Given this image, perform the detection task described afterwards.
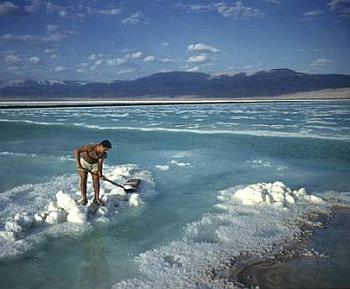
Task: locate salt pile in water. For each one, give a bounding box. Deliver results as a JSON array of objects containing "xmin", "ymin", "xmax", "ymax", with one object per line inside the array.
[
  {"xmin": 111, "ymin": 181, "xmax": 331, "ymax": 289},
  {"xmin": 0, "ymin": 164, "xmax": 152, "ymax": 249},
  {"xmin": 231, "ymin": 181, "xmax": 324, "ymax": 207}
]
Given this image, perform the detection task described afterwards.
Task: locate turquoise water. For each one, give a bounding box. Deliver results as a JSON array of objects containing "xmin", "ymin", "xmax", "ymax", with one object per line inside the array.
[{"xmin": 0, "ymin": 101, "xmax": 349, "ymax": 289}]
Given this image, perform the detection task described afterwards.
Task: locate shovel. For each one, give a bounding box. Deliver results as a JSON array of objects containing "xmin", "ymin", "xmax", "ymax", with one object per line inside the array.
[{"xmin": 102, "ymin": 176, "xmax": 136, "ymax": 193}]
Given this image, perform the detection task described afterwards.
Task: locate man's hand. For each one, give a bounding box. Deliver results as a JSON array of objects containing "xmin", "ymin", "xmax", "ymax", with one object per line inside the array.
[{"xmin": 99, "ymin": 174, "xmax": 106, "ymax": 180}]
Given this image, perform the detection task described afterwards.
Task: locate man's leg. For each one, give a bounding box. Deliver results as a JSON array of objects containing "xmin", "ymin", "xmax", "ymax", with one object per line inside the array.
[
  {"xmin": 79, "ymin": 170, "xmax": 88, "ymax": 205},
  {"xmin": 92, "ymin": 173, "xmax": 103, "ymax": 205}
]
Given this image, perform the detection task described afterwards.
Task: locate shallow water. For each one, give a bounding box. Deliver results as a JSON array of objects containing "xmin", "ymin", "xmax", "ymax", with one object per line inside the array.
[
  {"xmin": 250, "ymin": 207, "xmax": 350, "ymax": 289},
  {"xmin": 0, "ymin": 101, "xmax": 349, "ymax": 289}
]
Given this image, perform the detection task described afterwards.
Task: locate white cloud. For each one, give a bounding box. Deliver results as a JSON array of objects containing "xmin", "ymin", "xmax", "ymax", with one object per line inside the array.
[
  {"xmin": 44, "ymin": 48, "xmax": 58, "ymax": 54},
  {"xmin": 310, "ymin": 57, "xmax": 332, "ymax": 68},
  {"xmin": 46, "ymin": 24, "xmax": 59, "ymax": 32},
  {"xmin": 58, "ymin": 10, "xmax": 67, "ymax": 18},
  {"xmin": 86, "ymin": 7, "xmax": 121, "ymax": 16},
  {"xmin": 143, "ymin": 55, "xmax": 157, "ymax": 62},
  {"xmin": 302, "ymin": 10, "xmax": 324, "ymax": 17},
  {"xmin": 117, "ymin": 69, "xmax": 135, "ymax": 74},
  {"xmin": 328, "ymin": 0, "xmax": 350, "ymax": 18},
  {"xmin": 125, "ymin": 51, "xmax": 143, "ymax": 59},
  {"xmin": 185, "ymin": 66, "xmax": 201, "ymax": 72},
  {"xmin": 4, "ymin": 54, "xmax": 21, "ymax": 64},
  {"xmin": 29, "ymin": 56, "xmax": 40, "ymax": 64},
  {"xmin": 215, "ymin": 1, "xmax": 264, "ymax": 19},
  {"xmin": 107, "ymin": 58, "xmax": 126, "ymax": 66},
  {"xmin": 160, "ymin": 57, "xmax": 175, "ymax": 63},
  {"xmin": 88, "ymin": 54, "xmax": 97, "ymax": 61},
  {"xmin": 187, "ymin": 43, "xmax": 220, "ymax": 53},
  {"xmin": 121, "ymin": 11, "xmax": 147, "ymax": 24},
  {"xmin": 55, "ymin": 66, "xmax": 68, "ymax": 72},
  {"xmin": 179, "ymin": 3, "xmax": 213, "ymax": 13},
  {"xmin": 95, "ymin": 59, "xmax": 103, "ymax": 65},
  {"xmin": 161, "ymin": 41, "xmax": 170, "ymax": 47},
  {"xmin": 0, "ymin": 32, "xmax": 72, "ymax": 45},
  {"xmin": 328, "ymin": 0, "xmax": 350, "ymax": 10},
  {"xmin": 265, "ymin": 0, "xmax": 281, "ymax": 4},
  {"xmin": 187, "ymin": 54, "xmax": 209, "ymax": 63},
  {"xmin": 177, "ymin": 1, "xmax": 264, "ymax": 20},
  {"xmin": 0, "ymin": 1, "xmax": 21, "ymax": 16}
]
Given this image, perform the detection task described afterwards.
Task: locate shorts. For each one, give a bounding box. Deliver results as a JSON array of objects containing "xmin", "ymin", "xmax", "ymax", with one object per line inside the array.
[{"xmin": 80, "ymin": 157, "xmax": 99, "ymax": 174}]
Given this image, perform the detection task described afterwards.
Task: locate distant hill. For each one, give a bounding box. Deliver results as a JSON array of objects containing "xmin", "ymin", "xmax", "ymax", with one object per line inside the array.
[{"xmin": 1, "ymin": 68, "xmax": 350, "ymax": 100}]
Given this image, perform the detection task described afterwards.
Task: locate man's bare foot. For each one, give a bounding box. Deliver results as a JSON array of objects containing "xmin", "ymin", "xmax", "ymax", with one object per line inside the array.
[
  {"xmin": 78, "ymin": 198, "xmax": 88, "ymax": 206},
  {"xmin": 93, "ymin": 198, "xmax": 104, "ymax": 206}
]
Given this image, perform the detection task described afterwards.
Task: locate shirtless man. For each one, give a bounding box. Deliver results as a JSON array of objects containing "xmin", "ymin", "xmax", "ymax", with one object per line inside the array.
[{"xmin": 74, "ymin": 140, "xmax": 112, "ymax": 205}]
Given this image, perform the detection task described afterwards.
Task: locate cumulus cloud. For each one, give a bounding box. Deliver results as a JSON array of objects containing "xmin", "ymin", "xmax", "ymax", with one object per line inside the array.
[
  {"xmin": 0, "ymin": 1, "xmax": 22, "ymax": 16},
  {"xmin": 187, "ymin": 54, "xmax": 209, "ymax": 63},
  {"xmin": 55, "ymin": 66, "xmax": 68, "ymax": 72},
  {"xmin": 106, "ymin": 58, "xmax": 126, "ymax": 66},
  {"xmin": 185, "ymin": 66, "xmax": 201, "ymax": 72},
  {"xmin": 215, "ymin": 1, "xmax": 264, "ymax": 19},
  {"xmin": 310, "ymin": 57, "xmax": 332, "ymax": 68},
  {"xmin": 125, "ymin": 51, "xmax": 144, "ymax": 59},
  {"xmin": 187, "ymin": 43, "xmax": 220, "ymax": 53},
  {"xmin": 29, "ymin": 56, "xmax": 40, "ymax": 64},
  {"xmin": 177, "ymin": 1, "xmax": 264, "ymax": 20},
  {"xmin": 4, "ymin": 54, "xmax": 21, "ymax": 64},
  {"xmin": 143, "ymin": 55, "xmax": 157, "ymax": 62},
  {"xmin": 121, "ymin": 11, "xmax": 148, "ymax": 24}
]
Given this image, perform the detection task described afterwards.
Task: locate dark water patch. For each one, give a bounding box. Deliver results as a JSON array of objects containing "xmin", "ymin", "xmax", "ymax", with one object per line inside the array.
[{"xmin": 232, "ymin": 206, "xmax": 350, "ymax": 289}]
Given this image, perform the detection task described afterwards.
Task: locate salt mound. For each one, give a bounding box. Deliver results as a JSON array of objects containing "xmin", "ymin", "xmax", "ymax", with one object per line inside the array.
[
  {"xmin": 111, "ymin": 181, "xmax": 333, "ymax": 289},
  {"xmin": 232, "ymin": 181, "xmax": 324, "ymax": 207},
  {"xmin": 0, "ymin": 164, "xmax": 155, "ymax": 259},
  {"xmin": 129, "ymin": 193, "xmax": 143, "ymax": 207},
  {"xmin": 67, "ymin": 206, "xmax": 88, "ymax": 224},
  {"xmin": 45, "ymin": 209, "xmax": 67, "ymax": 224},
  {"xmin": 56, "ymin": 190, "xmax": 77, "ymax": 211}
]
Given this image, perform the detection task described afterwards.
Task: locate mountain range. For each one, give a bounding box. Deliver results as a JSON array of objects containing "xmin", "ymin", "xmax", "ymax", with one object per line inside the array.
[{"xmin": 1, "ymin": 68, "xmax": 350, "ymax": 100}]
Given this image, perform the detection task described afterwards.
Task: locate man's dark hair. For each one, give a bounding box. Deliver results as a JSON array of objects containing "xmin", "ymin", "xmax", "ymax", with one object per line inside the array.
[{"xmin": 100, "ymin": 140, "xmax": 112, "ymax": 149}]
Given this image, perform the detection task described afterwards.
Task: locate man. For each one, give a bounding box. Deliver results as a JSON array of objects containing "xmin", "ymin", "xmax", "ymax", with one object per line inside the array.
[{"xmin": 74, "ymin": 140, "xmax": 112, "ymax": 205}]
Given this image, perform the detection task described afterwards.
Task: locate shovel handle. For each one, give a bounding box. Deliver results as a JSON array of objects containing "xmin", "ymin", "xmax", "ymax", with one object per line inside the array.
[{"xmin": 102, "ymin": 176, "xmax": 126, "ymax": 190}]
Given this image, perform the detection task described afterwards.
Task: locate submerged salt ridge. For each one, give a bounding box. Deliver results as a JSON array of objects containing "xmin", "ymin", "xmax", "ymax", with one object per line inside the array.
[
  {"xmin": 0, "ymin": 164, "xmax": 155, "ymax": 259},
  {"xmin": 111, "ymin": 182, "xmax": 347, "ymax": 289}
]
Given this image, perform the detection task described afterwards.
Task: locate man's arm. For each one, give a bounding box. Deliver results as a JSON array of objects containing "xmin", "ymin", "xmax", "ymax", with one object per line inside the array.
[
  {"xmin": 98, "ymin": 158, "xmax": 104, "ymax": 178},
  {"xmin": 74, "ymin": 144, "xmax": 91, "ymax": 170}
]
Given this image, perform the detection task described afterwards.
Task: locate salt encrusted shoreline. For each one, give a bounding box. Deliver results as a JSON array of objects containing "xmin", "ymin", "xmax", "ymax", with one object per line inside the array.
[
  {"xmin": 0, "ymin": 88, "xmax": 349, "ymax": 109},
  {"xmin": 210, "ymin": 205, "xmax": 349, "ymax": 289}
]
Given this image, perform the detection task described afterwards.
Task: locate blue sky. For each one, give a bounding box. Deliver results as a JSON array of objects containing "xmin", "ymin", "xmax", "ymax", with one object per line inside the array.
[{"xmin": 0, "ymin": 0, "xmax": 349, "ymax": 81}]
